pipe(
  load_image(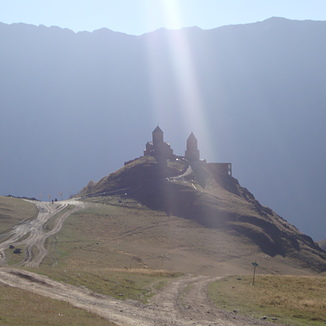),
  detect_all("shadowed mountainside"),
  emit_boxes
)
[80,156,326,272]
